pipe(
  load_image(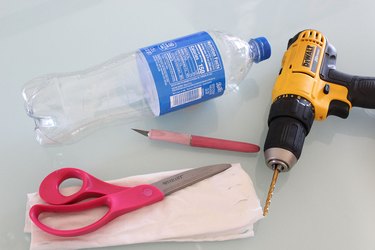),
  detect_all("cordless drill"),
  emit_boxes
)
[263,29,375,215]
